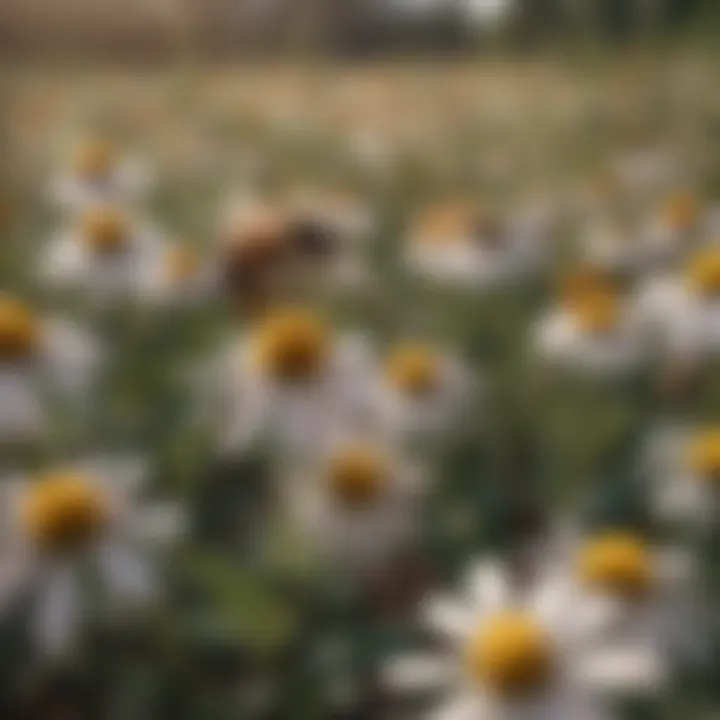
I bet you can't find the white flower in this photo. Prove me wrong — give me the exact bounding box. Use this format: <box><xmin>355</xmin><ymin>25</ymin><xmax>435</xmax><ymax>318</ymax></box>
<box><xmin>0</xmin><ymin>297</ymin><xmax>102</xmax><ymax>443</ymax></box>
<box><xmin>383</xmin><ymin>559</ymin><xmax>662</xmax><ymax>720</ymax></box>
<box><xmin>632</xmin><ymin>247</ymin><xmax>720</xmax><ymax>362</ymax></box>
<box><xmin>40</xmin><ymin>204</ymin><xmax>166</xmax><ymax>306</ymax></box>
<box><xmin>283</xmin><ymin>438</ymin><xmax>425</xmax><ymax>575</ymax></box>
<box><xmin>49</xmin><ymin>138</ymin><xmax>152</xmax><ymax>213</ymax></box>
<box><xmin>137</xmin><ymin>242</ymin><xmax>211</xmax><ymax>308</ymax></box>
<box><xmin>644</xmin><ymin>424</ymin><xmax>720</xmax><ymax>528</ymax></box>
<box><xmin>371</xmin><ymin>342</ymin><xmax>475</xmax><ymax>449</ymax></box>
<box><xmin>0</xmin><ymin>459</ymin><xmax>184</xmax><ymax>657</ymax></box>
<box><xmin>405</xmin><ymin>202</ymin><xmax>543</xmax><ymax>290</ymax></box>
<box><xmin>580</xmin><ymin>217</ymin><xmax>640</xmax><ymax>274</ymax></box>
<box><xmin>535</xmin><ymin>279</ymin><xmax>643</xmax><ymax>376</ymax></box>
<box><xmin>212</xmin><ymin>307</ymin><xmax>374</xmax><ymax>460</ymax></box>
<box><xmin>634</xmin><ymin>193</ymin><xmax>704</xmax><ymax>269</ymax></box>
<box><xmin>539</xmin><ymin>527</ymin><xmax>708</xmax><ymax>672</ymax></box>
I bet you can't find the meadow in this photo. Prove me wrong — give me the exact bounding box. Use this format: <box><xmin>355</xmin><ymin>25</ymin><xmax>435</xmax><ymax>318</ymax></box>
<box><xmin>1</xmin><ymin>55</ymin><xmax>720</xmax><ymax>718</ymax></box>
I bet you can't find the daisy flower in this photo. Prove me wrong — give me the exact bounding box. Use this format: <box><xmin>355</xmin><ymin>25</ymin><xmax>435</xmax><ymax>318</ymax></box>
<box><xmin>535</xmin><ymin>270</ymin><xmax>644</xmax><ymax>376</ymax></box>
<box><xmin>580</xmin><ymin>215</ymin><xmax>641</xmax><ymax>274</ymax></box>
<box><xmin>405</xmin><ymin>201</ymin><xmax>543</xmax><ymax>290</ymax></box>
<box><xmin>283</xmin><ymin>437</ymin><xmax>425</xmax><ymax>576</ymax></box>
<box><xmin>634</xmin><ymin>246</ymin><xmax>720</xmax><ymax>362</ymax></box>
<box><xmin>214</xmin><ymin>306</ymin><xmax>374</xmax><ymax>460</ymax></box>
<box><xmin>540</xmin><ymin>527</ymin><xmax>707</xmax><ymax>672</ymax></box>
<box><xmin>40</xmin><ymin>204</ymin><xmax>165</xmax><ymax>306</ymax></box>
<box><xmin>371</xmin><ymin>341</ymin><xmax>475</xmax><ymax>450</ymax></box>
<box><xmin>384</xmin><ymin>557</ymin><xmax>665</xmax><ymax>720</ymax></box>
<box><xmin>137</xmin><ymin>242</ymin><xmax>211</xmax><ymax>308</ymax></box>
<box><xmin>644</xmin><ymin>425</ymin><xmax>720</xmax><ymax>528</ymax></box>
<box><xmin>0</xmin><ymin>296</ymin><xmax>101</xmax><ymax>444</ymax></box>
<box><xmin>49</xmin><ymin>137</ymin><xmax>152</xmax><ymax>213</ymax></box>
<box><xmin>0</xmin><ymin>459</ymin><xmax>183</xmax><ymax>657</ymax></box>
<box><xmin>636</xmin><ymin>192</ymin><xmax>704</xmax><ymax>269</ymax></box>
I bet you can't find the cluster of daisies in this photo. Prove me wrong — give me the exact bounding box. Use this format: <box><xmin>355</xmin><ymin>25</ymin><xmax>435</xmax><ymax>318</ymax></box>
<box><xmin>2</xmin><ymin>75</ymin><xmax>720</xmax><ymax>719</ymax></box>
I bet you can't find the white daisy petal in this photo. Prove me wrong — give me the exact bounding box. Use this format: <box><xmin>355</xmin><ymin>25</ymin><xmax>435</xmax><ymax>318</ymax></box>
<box><xmin>32</xmin><ymin>562</ymin><xmax>81</xmax><ymax>657</ymax></box>
<box><xmin>464</xmin><ymin>560</ymin><xmax>510</xmax><ymax>613</ymax></box>
<box><xmin>0</xmin><ymin>369</ymin><xmax>46</xmax><ymax>442</ymax></box>
<box><xmin>575</xmin><ymin>645</ymin><xmax>667</xmax><ymax>696</ymax></box>
<box><xmin>427</xmin><ymin>694</ymin><xmax>488</xmax><ymax>720</ymax></box>
<box><xmin>39</xmin><ymin>318</ymin><xmax>102</xmax><ymax>397</ymax></box>
<box><xmin>382</xmin><ymin>653</ymin><xmax>456</xmax><ymax>691</ymax></box>
<box><xmin>96</xmin><ymin>540</ymin><xmax>158</xmax><ymax>603</ymax></box>
<box><xmin>420</xmin><ymin>594</ymin><xmax>477</xmax><ymax>641</ymax></box>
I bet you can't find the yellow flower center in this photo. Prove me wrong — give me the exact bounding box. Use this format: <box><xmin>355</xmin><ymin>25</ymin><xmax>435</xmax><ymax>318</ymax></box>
<box><xmin>167</xmin><ymin>245</ymin><xmax>199</xmax><ymax>283</ymax></box>
<box><xmin>466</xmin><ymin>612</ymin><xmax>554</xmax><ymax>698</ymax></box>
<box><xmin>80</xmin><ymin>206</ymin><xmax>129</xmax><ymax>255</ymax></box>
<box><xmin>23</xmin><ymin>474</ymin><xmax>108</xmax><ymax>553</ymax></box>
<box><xmin>664</xmin><ymin>193</ymin><xmax>699</xmax><ymax>233</ymax></box>
<box><xmin>254</xmin><ymin>308</ymin><xmax>330</xmax><ymax>383</ymax></box>
<box><xmin>414</xmin><ymin>203</ymin><xmax>473</xmax><ymax>246</ymax></box>
<box><xmin>385</xmin><ymin>344</ymin><xmax>441</xmax><ymax>398</ymax></box>
<box><xmin>571</xmin><ymin>289</ymin><xmax>620</xmax><ymax>335</ymax></box>
<box><xmin>0</xmin><ymin>298</ymin><xmax>38</xmax><ymax>362</ymax></box>
<box><xmin>577</xmin><ymin>532</ymin><xmax>653</xmax><ymax>601</ymax></box>
<box><xmin>327</xmin><ymin>443</ymin><xmax>388</xmax><ymax>507</ymax></box>
<box><xmin>72</xmin><ymin>139</ymin><xmax>117</xmax><ymax>182</ymax></box>
<box><xmin>686</xmin><ymin>430</ymin><xmax>720</xmax><ymax>481</ymax></box>
<box><xmin>686</xmin><ymin>248</ymin><xmax>720</xmax><ymax>297</ymax></box>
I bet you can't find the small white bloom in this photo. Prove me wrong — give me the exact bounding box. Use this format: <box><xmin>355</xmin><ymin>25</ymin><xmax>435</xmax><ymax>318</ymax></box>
<box><xmin>283</xmin><ymin>437</ymin><xmax>425</xmax><ymax>576</ymax></box>
<box><xmin>40</xmin><ymin>204</ymin><xmax>165</xmax><ymax>307</ymax></box>
<box><xmin>633</xmin><ymin>247</ymin><xmax>720</xmax><ymax>362</ymax></box>
<box><xmin>212</xmin><ymin>307</ymin><xmax>374</xmax><ymax>461</ymax></box>
<box><xmin>405</xmin><ymin>202</ymin><xmax>543</xmax><ymax>290</ymax></box>
<box><xmin>644</xmin><ymin>424</ymin><xmax>720</xmax><ymax>528</ymax></box>
<box><xmin>0</xmin><ymin>459</ymin><xmax>184</xmax><ymax>657</ymax></box>
<box><xmin>0</xmin><ymin>296</ymin><xmax>102</xmax><ymax>444</ymax></box>
<box><xmin>535</xmin><ymin>278</ymin><xmax>643</xmax><ymax>376</ymax></box>
<box><xmin>137</xmin><ymin>242</ymin><xmax>211</xmax><ymax>308</ymax></box>
<box><xmin>371</xmin><ymin>342</ymin><xmax>476</xmax><ymax>449</ymax></box>
<box><xmin>49</xmin><ymin>138</ymin><xmax>152</xmax><ymax>213</ymax></box>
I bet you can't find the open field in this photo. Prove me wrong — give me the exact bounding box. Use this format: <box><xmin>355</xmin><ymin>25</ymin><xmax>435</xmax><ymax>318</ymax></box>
<box><xmin>2</xmin><ymin>55</ymin><xmax>720</xmax><ymax>718</ymax></box>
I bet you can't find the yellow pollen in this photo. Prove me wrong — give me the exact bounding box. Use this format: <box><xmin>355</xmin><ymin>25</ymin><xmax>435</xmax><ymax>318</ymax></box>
<box><xmin>80</xmin><ymin>206</ymin><xmax>129</xmax><ymax>255</ymax></box>
<box><xmin>686</xmin><ymin>430</ymin><xmax>720</xmax><ymax>480</ymax></box>
<box><xmin>664</xmin><ymin>193</ymin><xmax>699</xmax><ymax>233</ymax></box>
<box><xmin>578</xmin><ymin>532</ymin><xmax>653</xmax><ymax>600</ymax></box>
<box><xmin>466</xmin><ymin>612</ymin><xmax>554</xmax><ymax>698</ymax></box>
<box><xmin>385</xmin><ymin>344</ymin><xmax>441</xmax><ymax>397</ymax></box>
<box><xmin>571</xmin><ymin>289</ymin><xmax>620</xmax><ymax>335</ymax></box>
<box><xmin>686</xmin><ymin>248</ymin><xmax>720</xmax><ymax>297</ymax></box>
<box><xmin>72</xmin><ymin>138</ymin><xmax>117</xmax><ymax>182</ymax></box>
<box><xmin>327</xmin><ymin>443</ymin><xmax>388</xmax><ymax>507</ymax></box>
<box><xmin>0</xmin><ymin>298</ymin><xmax>38</xmax><ymax>362</ymax></box>
<box><xmin>254</xmin><ymin>307</ymin><xmax>330</xmax><ymax>383</ymax></box>
<box><xmin>414</xmin><ymin>203</ymin><xmax>474</xmax><ymax>246</ymax></box>
<box><xmin>23</xmin><ymin>473</ymin><xmax>108</xmax><ymax>552</ymax></box>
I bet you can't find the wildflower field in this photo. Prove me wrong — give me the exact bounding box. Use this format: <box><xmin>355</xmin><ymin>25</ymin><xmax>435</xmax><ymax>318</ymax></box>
<box><xmin>1</xmin><ymin>55</ymin><xmax>720</xmax><ymax>718</ymax></box>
